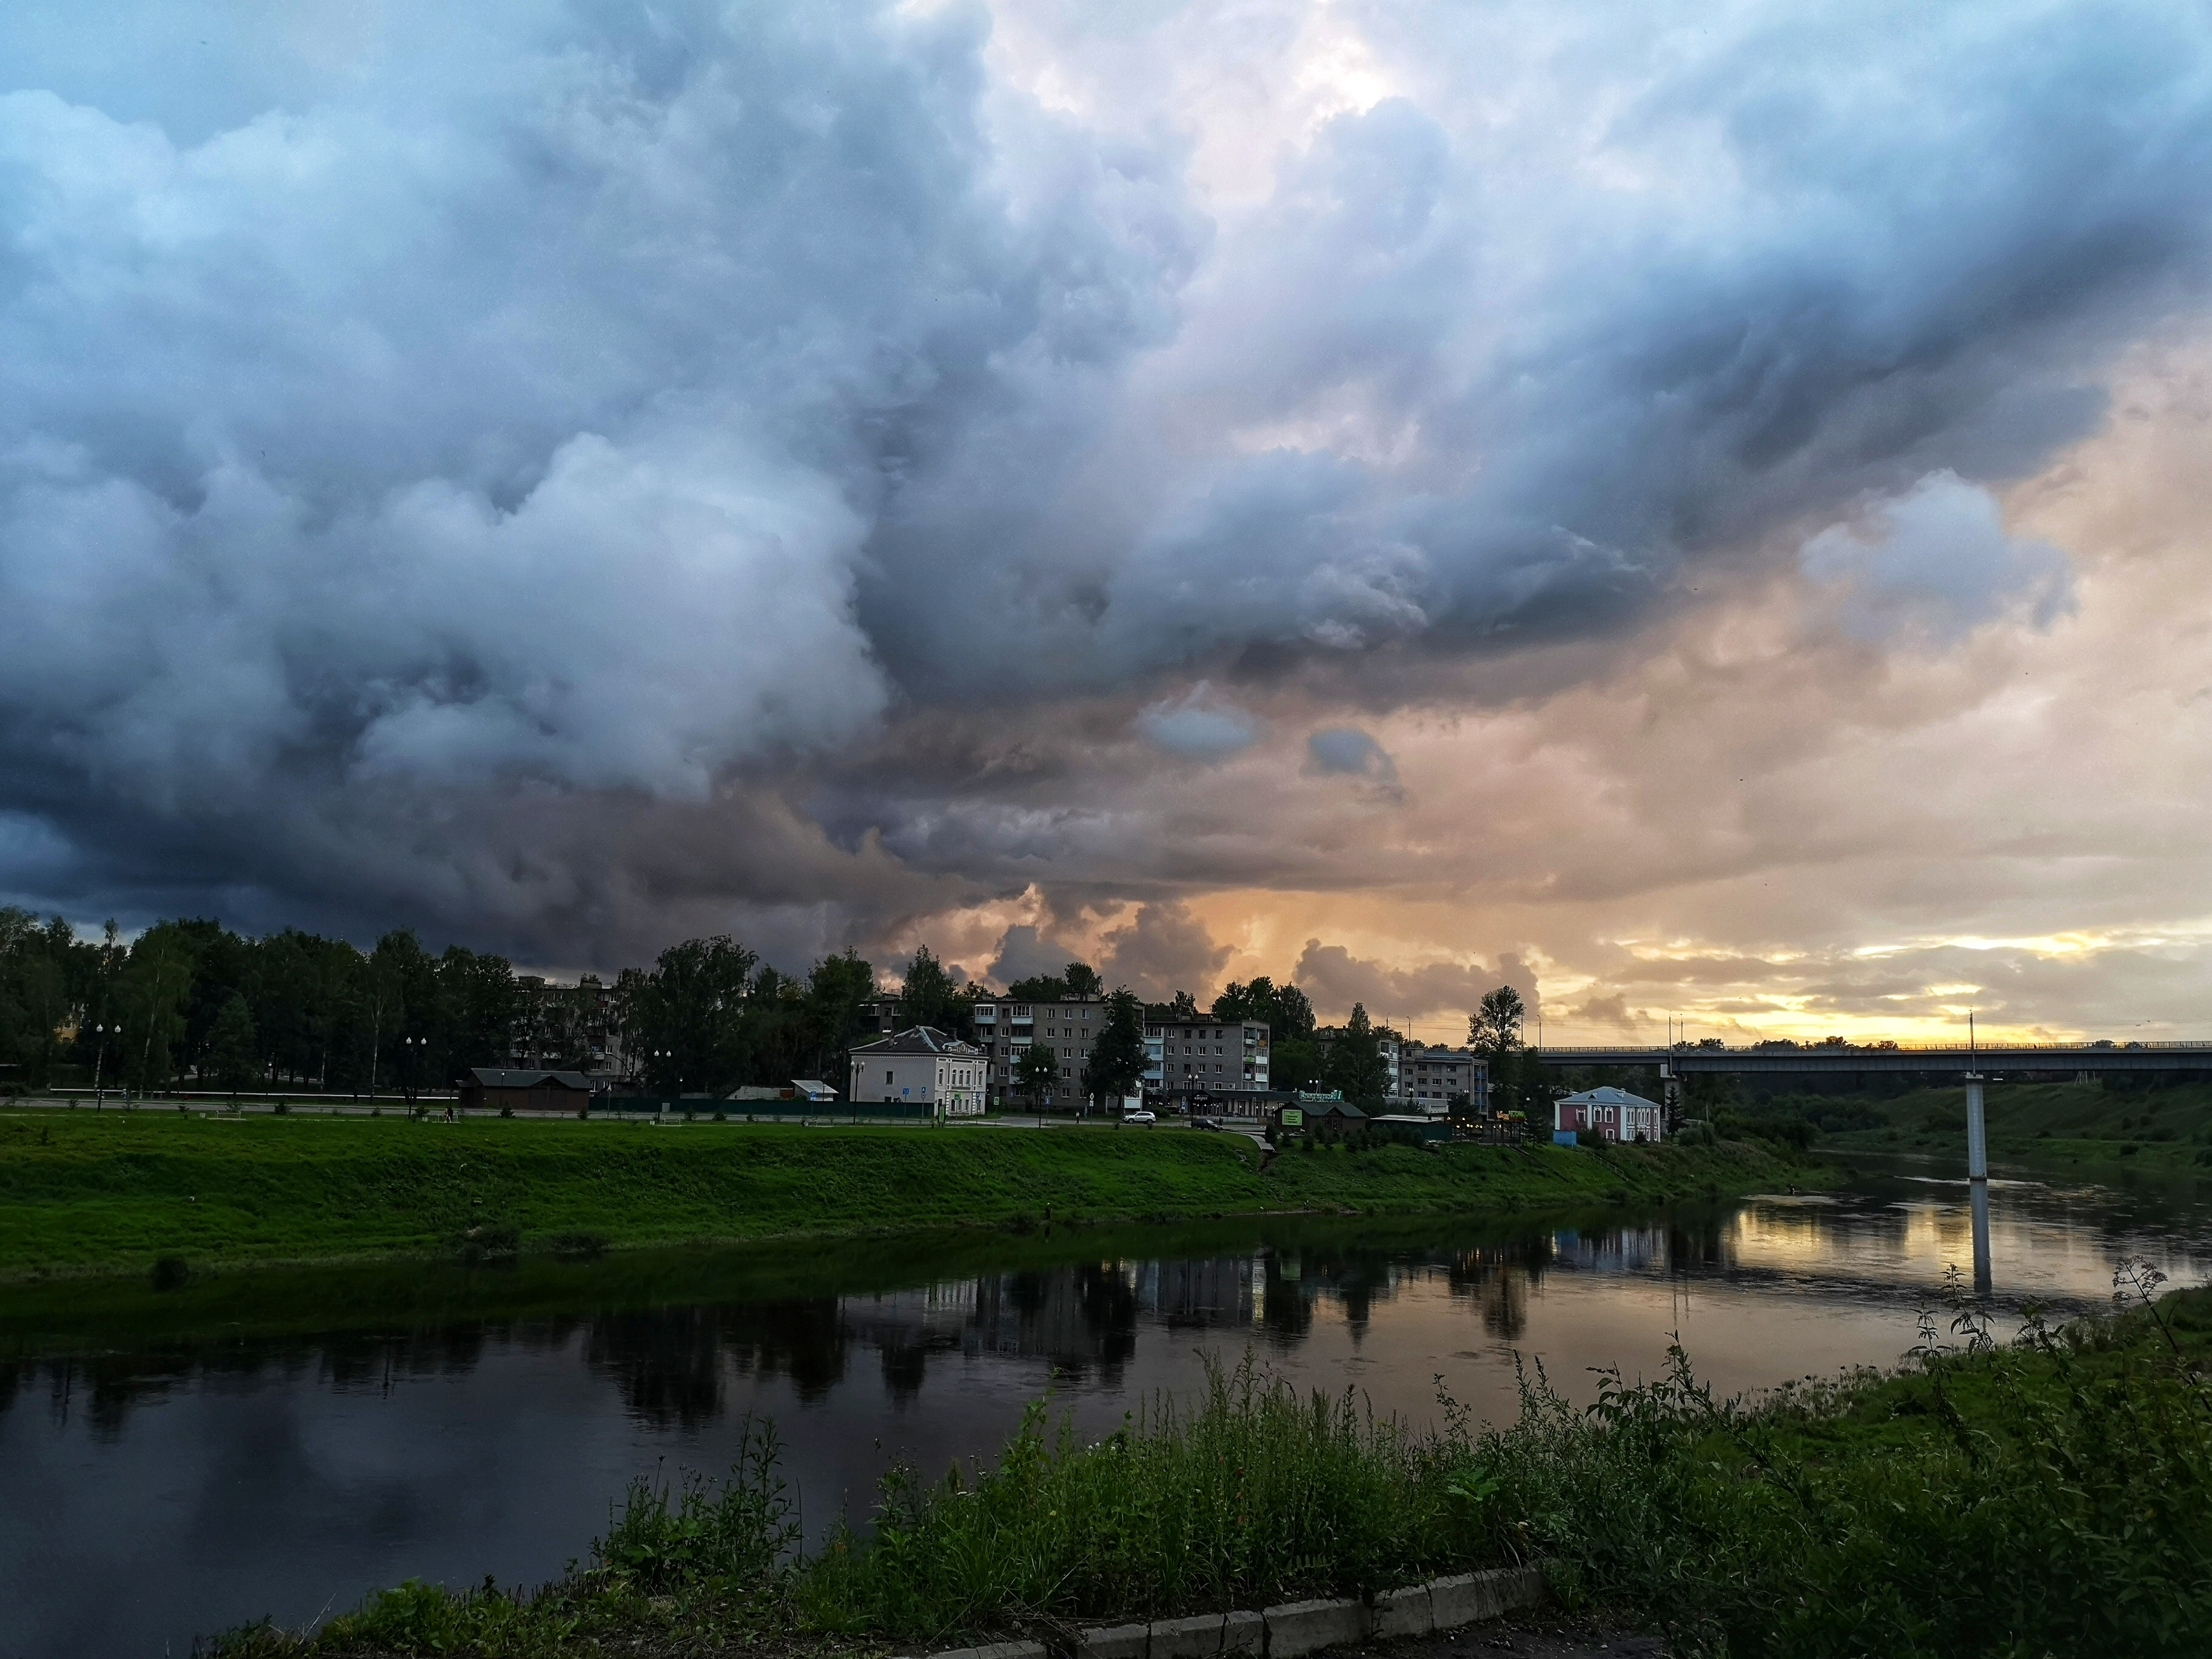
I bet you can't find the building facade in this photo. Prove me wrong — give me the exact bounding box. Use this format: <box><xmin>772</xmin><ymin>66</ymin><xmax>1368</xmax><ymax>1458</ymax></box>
<box><xmin>1143</xmin><ymin>1016</ymin><xmax>1270</xmax><ymax>1104</ymax></box>
<box><xmin>969</xmin><ymin>996</ymin><xmax>1107</xmax><ymax>1105</ymax></box>
<box><xmin>1398</xmin><ymin>1042</ymin><xmax>1488</xmax><ymax>1115</ymax></box>
<box><xmin>460</xmin><ymin>1067</ymin><xmax>597</xmax><ymax>1113</ymax></box>
<box><xmin>1554</xmin><ymin>1085</ymin><xmax>1664</xmax><ymax>1144</ymax></box>
<box><xmin>848</xmin><ymin>1027</ymin><xmax>989</xmax><ymax>1116</ymax></box>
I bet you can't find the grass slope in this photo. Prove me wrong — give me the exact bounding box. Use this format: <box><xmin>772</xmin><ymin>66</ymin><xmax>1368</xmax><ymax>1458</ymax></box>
<box><xmin>0</xmin><ymin>1110</ymin><xmax>1817</xmax><ymax>1281</ymax></box>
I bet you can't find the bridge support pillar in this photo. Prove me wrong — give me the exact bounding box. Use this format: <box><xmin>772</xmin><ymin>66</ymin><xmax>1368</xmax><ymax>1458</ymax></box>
<box><xmin>1965</xmin><ymin>1073</ymin><xmax>1991</xmax><ymax>1295</ymax></box>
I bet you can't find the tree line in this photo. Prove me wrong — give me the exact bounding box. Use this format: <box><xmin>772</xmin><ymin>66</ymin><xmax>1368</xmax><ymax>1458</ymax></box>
<box><xmin>0</xmin><ymin>910</ymin><xmax>888</xmax><ymax>1099</ymax></box>
<box><xmin>0</xmin><ymin>907</ymin><xmax>1541</xmax><ymax>1108</ymax></box>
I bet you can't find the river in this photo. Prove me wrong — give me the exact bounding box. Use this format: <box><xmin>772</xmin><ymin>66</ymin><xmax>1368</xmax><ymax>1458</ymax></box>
<box><xmin>3</xmin><ymin>1159</ymin><xmax>2208</xmax><ymax>1658</ymax></box>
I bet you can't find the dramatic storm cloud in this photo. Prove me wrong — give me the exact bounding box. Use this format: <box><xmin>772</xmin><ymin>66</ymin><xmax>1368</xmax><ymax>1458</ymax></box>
<box><xmin>4</xmin><ymin>0</ymin><xmax>2211</xmax><ymax>1031</ymax></box>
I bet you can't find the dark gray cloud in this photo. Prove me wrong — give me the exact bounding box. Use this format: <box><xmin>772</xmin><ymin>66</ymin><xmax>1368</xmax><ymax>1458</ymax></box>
<box><xmin>2</xmin><ymin>0</ymin><xmax>2210</xmax><ymax>965</ymax></box>
<box><xmin>1291</xmin><ymin>940</ymin><xmax>1538</xmax><ymax>1026</ymax></box>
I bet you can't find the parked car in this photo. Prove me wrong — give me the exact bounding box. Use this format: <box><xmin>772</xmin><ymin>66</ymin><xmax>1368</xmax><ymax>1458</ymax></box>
<box><xmin>1124</xmin><ymin>1109</ymin><xmax>1158</xmax><ymax>1125</ymax></box>
<box><xmin>1191</xmin><ymin>1115</ymin><xmax>1223</xmax><ymax>1131</ymax></box>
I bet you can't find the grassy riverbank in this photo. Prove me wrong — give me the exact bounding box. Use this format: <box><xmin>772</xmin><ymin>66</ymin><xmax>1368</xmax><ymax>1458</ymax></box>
<box><xmin>0</xmin><ymin>1110</ymin><xmax>1821</xmax><ymax>1282</ymax></box>
<box><xmin>1799</xmin><ymin>1080</ymin><xmax>2212</xmax><ymax>1176</ymax></box>
<box><xmin>213</xmin><ymin>1280</ymin><xmax>2212</xmax><ymax>1659</ymax></box>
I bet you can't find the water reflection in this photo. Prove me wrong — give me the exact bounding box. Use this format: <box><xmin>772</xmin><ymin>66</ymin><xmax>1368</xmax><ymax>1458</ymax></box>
<box><xmin>2</xmin><ymin>1169</ymin><xmax>2208</xmax><ymax>1659</ymax></box>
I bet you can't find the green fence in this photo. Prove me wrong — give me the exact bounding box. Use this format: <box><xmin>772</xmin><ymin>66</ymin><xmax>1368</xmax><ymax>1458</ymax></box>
<box><xmin>594</xmin><ymin>1097</ymin><xmax>935</xmax><ymax>1122</ymax></box>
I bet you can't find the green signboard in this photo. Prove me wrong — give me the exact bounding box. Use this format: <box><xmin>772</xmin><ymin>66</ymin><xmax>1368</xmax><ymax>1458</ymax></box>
<box><xmin>1280</xmin><ymin>1107</ymin><xmax>1304</xmax><ymax>1128</ymax></box>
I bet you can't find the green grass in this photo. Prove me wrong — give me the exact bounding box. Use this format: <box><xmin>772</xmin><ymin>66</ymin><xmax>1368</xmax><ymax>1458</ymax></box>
<box><xmin>210</xmin><ymin>1279</ymin><xmax>2212</xmax><ymax>1659</ymax></box>
<box><xmin>1810</xmin><ymin>1079</ymin><xmax>2212</xmax><ymax>1173</ymax></box>
<box><xmin>0</xmin><ymin>1108</ymin><xmax>1820</xmax><ymax>1282</ymax></box>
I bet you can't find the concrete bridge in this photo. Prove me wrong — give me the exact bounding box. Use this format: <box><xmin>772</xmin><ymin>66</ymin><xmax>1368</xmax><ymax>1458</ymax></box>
<box><xmin>1533</xmin><ymin>1037</ymin><xmax>2211</xmax><ymax>1293</ymax></box>
<box><xmin>1533</xmin><ymin>1042</ymin><xmax>2212</xmax><ymax>1076</ymax></box>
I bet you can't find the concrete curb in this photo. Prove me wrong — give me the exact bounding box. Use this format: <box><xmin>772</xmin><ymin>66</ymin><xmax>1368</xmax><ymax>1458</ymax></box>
<box><xmin>906</xmin><ymin>1563</ymin><xmax>1547</xmax><ymax>1659</ymax></box>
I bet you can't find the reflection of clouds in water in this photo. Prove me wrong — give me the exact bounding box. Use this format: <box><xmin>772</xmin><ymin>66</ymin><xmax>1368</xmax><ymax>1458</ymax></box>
<box><xmin>6</xmin><ymin>1173</ymin><xmax>2211</xmax><ymax>1659</ymax></box>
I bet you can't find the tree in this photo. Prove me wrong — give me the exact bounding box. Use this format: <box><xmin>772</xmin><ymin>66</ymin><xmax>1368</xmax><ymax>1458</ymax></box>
<box><xmin>1063</xmin><ymin>960</ymin><xmax>1104</xmax><ymax>1000</ymax></box>
<box><xmin>1270</xmin><ymin>1037</ymin><xmax>1322</xmax><ymax>1093</ymax></box>
<box><xmin>1167</xmin><ymin>990</ymin><xmax>1200</xmax><ymax>1019</ymax></box>
<box><xmin>1470</xmin><ymin>984</ymin><xmax>1528</xmax><ymax>1115</ymax></box>
<box><xmin>117</xmin><ymin>927</ymin><xmax>195</xmax><ymax>1095</ymax></box>
<box><xmin>901</xmin><ymin>946</ymin><xmax>958</xmax><ymax>1030</ymax></box>
<box><xmin>1015</xmin><ymin>1039</ymin><xmax>1061</xmax><ymax>1107</ymax></box>
<box><xmin>1322</xmin><ymin>1003</ymin><xmax>1390</xmax><ymax>1106</ymax></box>
<box><xmin>1082</xmin><ymin>990</ymin><xmax>1150</xmax><ymax>1110</ymax></box>
<box><xmin>620</xmin><ymin>936</ymin><xmax>760</xmax><ymax>1093</ymax></box>
<box><xmin>206</xmin><ymin>993</ymin><xmax>260</xmax><ymax>1096</ymax></box>
<box><xmin>804</xmin><ymin>950</ymin><xmax>877</xmax><ymax>1080</ymax></box>
<box><xmin>1214</xmin><ymin>976</ymin><xmax>1315</xmax><ymax>1040</ymax></box>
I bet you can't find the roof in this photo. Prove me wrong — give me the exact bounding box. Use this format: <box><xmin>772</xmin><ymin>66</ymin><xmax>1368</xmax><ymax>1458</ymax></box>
<box><xmin>1558</xmin><ymin>1085</ymin><xmax>1660</xmax><ymax>1110</ymax></box>
<box><xmin>467</xmin><ymin>1067</ymin><xmax>595</xmax><ymax>1091</ymax></box>
<box><xmin>848</xmin><ymin>1026</ymin><xmax>983</xmax><ymax>1057</ymax></box>
<box><xmin>789</xmin><ymin>1079</ymin><xmax>837</xmax><ymax>1096</ymax></box>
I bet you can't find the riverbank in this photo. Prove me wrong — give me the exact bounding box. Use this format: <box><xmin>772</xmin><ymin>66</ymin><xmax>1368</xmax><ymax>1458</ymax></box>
<box><xmin>1808</xmin><ymin>1079</ymin><xmax>2212</xmax><ymax>1176</ymax></box>
<box><xmin>0</xmin><ymin>1110</ymin><xmax>1823</xmax><ymax>1283</ymax></box>
<box><xmin>209</xmin><ymin>1282</ymin><xmax>2212</xmax><ymax>1659</ymax></box>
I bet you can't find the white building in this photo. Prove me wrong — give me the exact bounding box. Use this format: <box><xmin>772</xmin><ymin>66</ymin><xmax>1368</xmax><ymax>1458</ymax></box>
<box><xmin>1555</xmin><ymin>1085</ymin><xmax>1664</xmax><ymax>1145</ymax></box>
<box><xmin>848</xmin><ymin>1027</ymin><xmax>989</xmax><ymax>1117</ymax></box>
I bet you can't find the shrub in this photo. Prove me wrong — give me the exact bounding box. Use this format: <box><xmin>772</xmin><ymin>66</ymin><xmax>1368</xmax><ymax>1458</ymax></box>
<box><xmin>499</xmin><ymin>1104</ymin><xmax>515</xmax><ymax>1119</ymax></box>
<box><xmin>150</xmin><ymin>1256</ymin><xmax>190</xmax><ymax>1291</ymax></box>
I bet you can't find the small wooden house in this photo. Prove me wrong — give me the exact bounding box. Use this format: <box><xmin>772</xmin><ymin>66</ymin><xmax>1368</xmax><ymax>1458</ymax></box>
<box><xmin>459</xmin><ymin>1067</ymin><xmax>597</xmax><ymax>1114</ymax></box>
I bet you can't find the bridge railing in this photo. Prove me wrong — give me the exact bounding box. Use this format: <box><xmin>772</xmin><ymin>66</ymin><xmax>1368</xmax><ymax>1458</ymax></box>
<box><xmin>1534</xmin><ymin>1041</ymin><xmax>2212</xmax><ymax>1055</ymax></box>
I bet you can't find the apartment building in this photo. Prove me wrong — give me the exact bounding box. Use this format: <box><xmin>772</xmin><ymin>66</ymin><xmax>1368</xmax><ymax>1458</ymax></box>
<box><xmin>1144</xmin><ymin>1015</ymin><xmax>1270</xmax><ymax>1103</ymax></box>
<box><xmin>969</xmin><ymin>996</ymin><xmax>1105</xmax><ymax>1104</ymax></box>
<box><xmin>1398</xmin><ymin>1041</ymin><xmax>1488</xmax><ymax>1116</ymax></box>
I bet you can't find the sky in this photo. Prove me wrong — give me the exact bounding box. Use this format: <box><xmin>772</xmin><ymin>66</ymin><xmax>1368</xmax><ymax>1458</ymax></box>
<box><xmin>2</xmin><ymin>0</ymin><xmax>2210</xmax><ymax>1042</ymax></box>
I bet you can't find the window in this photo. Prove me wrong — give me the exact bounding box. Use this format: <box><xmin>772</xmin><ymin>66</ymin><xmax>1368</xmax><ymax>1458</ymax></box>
<box><xmin>886</xmin><ymin>1070</ymin><xmax>894</xmax><ymax>1084</ymax></box>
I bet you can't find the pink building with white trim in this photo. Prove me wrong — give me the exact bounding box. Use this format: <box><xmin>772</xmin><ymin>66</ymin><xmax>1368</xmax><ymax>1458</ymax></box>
<box><xmin>1554</xmin><ymin>1085</ymin><xmax>1665</xmax><ymax>1145</ymax></box>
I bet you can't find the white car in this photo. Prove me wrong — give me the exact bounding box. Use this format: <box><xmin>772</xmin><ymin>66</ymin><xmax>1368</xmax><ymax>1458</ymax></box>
<box><xmin>1124</xmin><ymin>1109</ymin><xmax>1158</xmax><ymax>1125</ymax></box>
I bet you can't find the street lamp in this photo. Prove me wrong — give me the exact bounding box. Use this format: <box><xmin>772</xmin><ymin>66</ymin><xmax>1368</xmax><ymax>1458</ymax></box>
<box><xmin>90</xmin><ymin>1023</ymin><xmax>109</xmax><ymax>1110</ymax></box>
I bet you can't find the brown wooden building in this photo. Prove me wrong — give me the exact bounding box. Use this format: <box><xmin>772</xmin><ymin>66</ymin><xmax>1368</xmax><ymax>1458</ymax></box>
<box><xmin>460</xmin><ymin>1067</ymin><xmax>597</xmax><ymax>1114</ymax></box>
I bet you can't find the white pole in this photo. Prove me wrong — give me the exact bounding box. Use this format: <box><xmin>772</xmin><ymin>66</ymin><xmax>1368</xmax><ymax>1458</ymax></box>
<box><xmin>1965</xmin><ymin>1010</ymin><xmax>1991</xmax><ymax>1292</ymax></box>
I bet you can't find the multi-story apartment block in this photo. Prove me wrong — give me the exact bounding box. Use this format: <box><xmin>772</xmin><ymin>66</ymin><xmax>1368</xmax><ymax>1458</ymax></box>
<box><xmin>1398</xmin><ymin>1041</ymin><xmax>1488</xmax><ymax>1116</ymax></box>
<box><xmin>504</xmin><ymin>974</ymin><xmax>625</xmax><ymax>1082</ymax></box>
<box><xmin>969</xmin><ymin>996</ymin><xmax>1105</xmax><ymax>1104</ymax></box>
<box><xmin>1143</xmin><ymin>1016</ymin><xmax>1270</xmax><ymax>1103</ymax></box>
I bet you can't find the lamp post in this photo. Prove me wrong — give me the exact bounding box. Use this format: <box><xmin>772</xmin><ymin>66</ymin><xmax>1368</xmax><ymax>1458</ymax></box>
<box><xmin>651</xmin><ymin>1049</ymin><xmax>673</xmax><ymax>1118</ymax></box>
<box><xmin>401</xmin><ymin>1036</ymin><xmax>421</xmax><ymax>1105</ymax></box>
<box><xmin>91</xmin><ymin>1023</ymin><xmax>108</xmax><ymax>1110</ymax></box>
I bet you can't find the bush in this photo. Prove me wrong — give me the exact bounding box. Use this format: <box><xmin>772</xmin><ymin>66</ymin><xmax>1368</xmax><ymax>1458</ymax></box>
<box><xmin>270</xmin><ymin>1099</ymin><xmax>289</xmax><ymax>1114</ymax></box>
<box><xmin>498</xmin><ymin>1104</ymin><xmax>515</xmax><ymax>1119</ymax></box>
<box><xmin>150</xmin><ymin>1256</ymin><xmax>190</xmax><ymax>1291</ymax></box>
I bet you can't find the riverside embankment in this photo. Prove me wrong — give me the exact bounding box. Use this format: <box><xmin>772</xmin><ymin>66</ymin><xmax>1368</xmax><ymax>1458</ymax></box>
<box><xmin>202</xmin><ymin>1285</ymin><xmax>2212</xmax><ymax>1659</ymax></box>
<box><xmin>0</xmin><ymin>1109</ymin><xmax>1822</xmax><ymax>1281</ymax></box>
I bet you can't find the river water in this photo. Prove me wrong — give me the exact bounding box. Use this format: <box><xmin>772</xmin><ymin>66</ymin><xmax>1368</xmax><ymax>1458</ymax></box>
<box><xmin>3</xmin><ymin>1160</ymin><xmax>2208</xmax><ymax>1658</ymax></box>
